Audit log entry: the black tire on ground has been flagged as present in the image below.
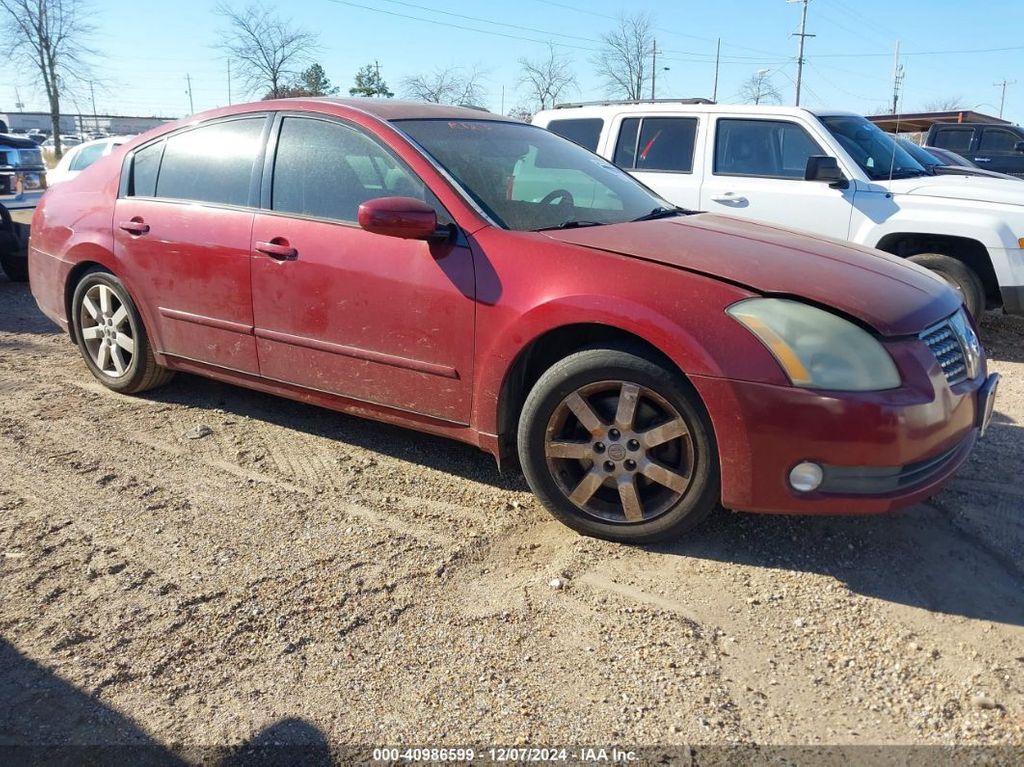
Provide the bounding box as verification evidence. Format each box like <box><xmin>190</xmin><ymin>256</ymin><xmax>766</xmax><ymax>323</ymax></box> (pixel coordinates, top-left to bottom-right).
<box><xmin>517</xmin><ymin>346</ymin><xmax>720</xmax><ymax>544</ymax></box>
<box><xmin>907</xmin><ymin>253</ymin><xmax>986</xmax><ymax>319</ymax></box>
<box><xmin>0</xmin><ymin>253</ymin><xmax>28</xmax><ymax>282</ymax></box>
<box><xmin>71</xmin><ymin>268</ymin><xmax>175</xmax><ymax>394</ymax></box>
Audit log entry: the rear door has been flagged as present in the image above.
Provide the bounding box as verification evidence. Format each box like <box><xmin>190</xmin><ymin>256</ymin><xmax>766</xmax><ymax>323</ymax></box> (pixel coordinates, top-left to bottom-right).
<box><xmin>699</xmin><ymin>116</ymin><xmax>854</xmax><ymax>238</ymax></box>
<box><xmin>973</xmin><ymin>126</ymin><xmax>1024</xmax><ymax>177</ymax></box>
<box><xmin>113</xmin><ymin>115</ymin><xmax>270</xmax><ymax>373</ymax></box>
<box><xmin>249</xmin><ymin>114</ymin><xmax>476</xmax><ymax>423</ymax></box>
<box><xmin>610</xmin><ymin>115</ymin><xmax>703</xmax><ymax>210</ymax></box>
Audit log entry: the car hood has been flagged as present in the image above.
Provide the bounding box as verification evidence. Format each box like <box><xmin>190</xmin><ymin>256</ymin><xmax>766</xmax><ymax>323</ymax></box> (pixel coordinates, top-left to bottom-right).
<box><xmin>543</xmin><ymin>213</ymin><xmax>960</xmax><ymax>337</ymax></box>
<box><xmin>888</xmin><ymin>174</ymin><xmax>1024</xmax><ymax>205</ymax></box>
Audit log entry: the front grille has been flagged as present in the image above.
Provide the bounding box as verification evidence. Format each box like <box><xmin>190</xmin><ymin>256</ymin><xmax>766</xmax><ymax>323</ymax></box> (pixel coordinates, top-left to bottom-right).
<box><xmin>921</xmin><ymin>320</ymin><xmax>967</xmax><ymax>385</ymax></box>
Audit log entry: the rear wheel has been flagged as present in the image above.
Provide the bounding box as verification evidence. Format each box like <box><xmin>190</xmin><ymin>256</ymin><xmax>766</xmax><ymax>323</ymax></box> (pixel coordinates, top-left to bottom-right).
<box><xmin>908</xmin><ymin>253</ymin><xmax>985</xmax><ymax>319</ymax></box>
<box><xmin>517</xmin><ymin>347</ymin><xmax>720</xmax><ymax>544</ymax></box>
<box><xmin>71</xmin><ymin>269</ymin><xmax>174</xmax><ymax>394</ymax></box>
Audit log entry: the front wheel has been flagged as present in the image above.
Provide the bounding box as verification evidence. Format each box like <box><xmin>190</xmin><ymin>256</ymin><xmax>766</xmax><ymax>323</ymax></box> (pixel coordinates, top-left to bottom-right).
<box><xmin>517</xmin><ymin>347</ymin><xmax>720</xmax><ymax>544</ymax></box>
<box><xmin>71</xmin><ymin>269</ymin><xmax>174</xmax><ymax>394</ymax></box>
<box><xmin>908</xmin><ymin>253</ymin><xmax>985</xmax><ymax>319</ymax></box>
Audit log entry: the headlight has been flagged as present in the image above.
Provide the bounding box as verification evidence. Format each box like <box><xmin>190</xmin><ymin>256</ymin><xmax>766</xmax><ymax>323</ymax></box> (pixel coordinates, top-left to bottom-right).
<box><xmin>727</xmin><ymin>298</ymin><xmax>901</xmax><ymax>391</ymax></box>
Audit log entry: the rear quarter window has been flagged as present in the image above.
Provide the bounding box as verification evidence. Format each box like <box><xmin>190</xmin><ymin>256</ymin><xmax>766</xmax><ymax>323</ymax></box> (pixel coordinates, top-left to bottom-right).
<box><xmin>129</xmin><ymin>141</ymin><xmax>163</xmax><ymax>197</ymax></box>
<box><xmin>546</xmin><ymin>118</ymin><xmax>604</xmax><ymax>152</ymax></box>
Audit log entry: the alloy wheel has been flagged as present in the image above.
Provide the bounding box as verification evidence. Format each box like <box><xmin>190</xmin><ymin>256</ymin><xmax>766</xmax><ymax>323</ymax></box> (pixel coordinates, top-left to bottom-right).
<box><xmin>79</xmin><ymin>283</ymin><xmax>135</xmax><ymax>378</ymax></box>
<box><xmin>543</xmin><ymin>381</ymin><xmax>695</xmax><ymax>524</ymax></box>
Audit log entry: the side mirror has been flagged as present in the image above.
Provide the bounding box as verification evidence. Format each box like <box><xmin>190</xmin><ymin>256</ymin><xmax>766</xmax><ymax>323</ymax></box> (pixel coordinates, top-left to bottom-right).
<box><xmin>358</xmin><ymin>197</ymin><xmax>441</xmax><ymax>240</ymax></box>
<box><xmin>1014</xmin><ymin>141</ymin><xmax>1024</xmax><ymax>154</ymax></box>
<box><xmin>805</xmin><ymin>155</ymin><xmax>847</xmax><ymax>188</ymax></box>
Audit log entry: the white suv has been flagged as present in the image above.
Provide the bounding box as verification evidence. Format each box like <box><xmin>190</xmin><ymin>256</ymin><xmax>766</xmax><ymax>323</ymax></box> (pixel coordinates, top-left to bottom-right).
<box><xmin>533</xmin><ymin>102</ymin><xmax>1024</xmax><ymax>318</ymax></box>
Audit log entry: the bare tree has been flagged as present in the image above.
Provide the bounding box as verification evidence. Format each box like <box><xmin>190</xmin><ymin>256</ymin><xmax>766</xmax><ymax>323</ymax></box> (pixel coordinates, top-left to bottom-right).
<box><xmin>739</xmin><ymin>72</ymin><xmax>782</xmax><ymax>106</ymax></box>
<box><xmin>593</xmin><ymin>13</ymin><xmax>654</xmax><ymax>101</ymax></box>
<box><xmin>923</xmin><ymin>96</ymin><xmax>964</xmax><ymax>112</ymax></box>
<box><xmin>518</xmin><ymin>44</ymin><xmax>577</xmax><ymax>110</ymax></box>
<box><xmin>0</xmin><ymin>0</ymin><xmax>94</xmax><ymax>159</ymax></box>
<box><xmin>216</xmin><ymin>2</ymin><xmax>317</xmax><ymax>100</ymax></box>
<box><xmin>402</xmin><ymin>66</ymin><xmax>485</xmax><ymax>106</ymax></box>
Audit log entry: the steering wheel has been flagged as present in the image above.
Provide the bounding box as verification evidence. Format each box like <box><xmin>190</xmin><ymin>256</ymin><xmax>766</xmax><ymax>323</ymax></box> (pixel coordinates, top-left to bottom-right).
<box><xmin>539</xmin><ymin>189</ymin><xmax>575</xmax><ymax>207</ymax></box>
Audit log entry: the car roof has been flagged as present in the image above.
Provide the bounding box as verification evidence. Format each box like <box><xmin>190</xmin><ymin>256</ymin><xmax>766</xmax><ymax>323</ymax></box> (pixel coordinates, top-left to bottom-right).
<box><xmin>285</xmin><ymin>97</ymin><xmax>518</xmax><ymax>123</ymax></box>
<box><xmin>534</xmin><ymin>102</ymin><xmax>863</xmax><ymax>120</ymax></box>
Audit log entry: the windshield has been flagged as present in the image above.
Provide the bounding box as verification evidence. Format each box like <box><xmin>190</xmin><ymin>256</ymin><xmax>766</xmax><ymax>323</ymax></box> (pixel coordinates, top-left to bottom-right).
<box><xmin>394</xmin><ymin>119</ymin><xmax>674</xmax><ymax>231</ymax></box>
<box><xmin>820</xmin><ymin>115</ymin><xmax>927</xmax><ymax>180</ymax></box>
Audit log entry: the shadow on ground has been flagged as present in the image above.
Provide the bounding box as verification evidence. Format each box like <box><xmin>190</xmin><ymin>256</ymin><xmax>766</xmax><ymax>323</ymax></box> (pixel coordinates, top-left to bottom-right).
<box><xmin>0</xmin><ymin>638</ymin><xmax>332</xmax><ymax>764</ymax></box>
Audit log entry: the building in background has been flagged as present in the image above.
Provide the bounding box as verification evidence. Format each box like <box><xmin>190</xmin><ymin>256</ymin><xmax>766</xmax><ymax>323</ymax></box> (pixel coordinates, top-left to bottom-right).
<box><xmin>0</xmin><ymin>111</ymin><xmax>175</xmax><ymax>136</ymax></box>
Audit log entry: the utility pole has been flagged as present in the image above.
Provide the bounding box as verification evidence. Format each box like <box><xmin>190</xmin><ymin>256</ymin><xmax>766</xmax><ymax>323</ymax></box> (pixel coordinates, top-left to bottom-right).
<box><xmin>89</xmin><ymin>81</ymin><xmax>98</xmax><ymax>132</ymax></box>
<box><xmin>788</xmin><ymin>0</ymin><xmax>814</xmax><ymax>106</ymax></box>
<box><xmin>185</xmin><ymin>74</ymin><xmax>194</xmax><ymax>115</ymax></box>
<box><xmin>651</xmin><ymin>38</ymin><xmax>658</xmax><ymax>100</ymax></box>
<box><xmin>892</xmin><ymin>41</ymin><xmax>904</xmax><ymax>114</ymax></box>
<box><xmin>994</xmin><ymin>79</ymin><xmax>1015</xmax><ymax>118</ymax></box>
<box><xmin>712</xmin><ymin>38</ymin><xmax>721</xmax><ymax>102</ymax></box>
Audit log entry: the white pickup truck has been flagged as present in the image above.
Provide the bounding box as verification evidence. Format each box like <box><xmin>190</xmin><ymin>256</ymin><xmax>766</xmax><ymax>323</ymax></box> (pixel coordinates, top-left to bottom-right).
<box><xmin>533</xmin><ymin>102</ymin><xmax>1024</xmax><ymax>318</ymax></box>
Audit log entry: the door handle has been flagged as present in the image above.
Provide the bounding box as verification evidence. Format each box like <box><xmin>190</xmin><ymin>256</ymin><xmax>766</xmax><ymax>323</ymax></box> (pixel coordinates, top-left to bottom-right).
<box><xmin>710</xmin><ymin>193</ymin><xmax>748</xmax><ymax>206</ymax></box>
<box><xmin>973</xmin><ymin>158</ymin><xmax>992</xmax><ymax>163</ymax></box>
<box><xmin>255</xmin><ymin>239</ymin><xmax>298</xmax><ymax>261</ymax></box>
<box><xmin>118</xmin><ymin>218</ymin><xmax>150</xmax><ymax>235</ymax></box>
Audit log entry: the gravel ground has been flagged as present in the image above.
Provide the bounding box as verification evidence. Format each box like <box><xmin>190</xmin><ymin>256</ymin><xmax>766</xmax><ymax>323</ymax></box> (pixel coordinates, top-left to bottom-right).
<box><xmin>1</xmin><ymin>273</ymin><xmax>1022</xmax><ymax>756</ymax></box>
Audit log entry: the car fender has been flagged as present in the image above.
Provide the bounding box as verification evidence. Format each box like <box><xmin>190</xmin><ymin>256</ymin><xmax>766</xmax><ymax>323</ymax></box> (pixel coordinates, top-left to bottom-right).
<box><xmin>471</xmin><ymin>287</ymin><xmax>777</xmax><ymax>437</ymax></box>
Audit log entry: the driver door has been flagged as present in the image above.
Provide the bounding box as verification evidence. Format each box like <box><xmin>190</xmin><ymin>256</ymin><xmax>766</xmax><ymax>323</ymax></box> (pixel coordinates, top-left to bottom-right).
<box><xmin>249</xmin><ymin>115</ymin><xmax>476</xmax><ymax>423</ymax></box>
<box><xmin>699</xmin><ymin>116</ymin><xmax>855</xmax><ymax>239</ymax></box>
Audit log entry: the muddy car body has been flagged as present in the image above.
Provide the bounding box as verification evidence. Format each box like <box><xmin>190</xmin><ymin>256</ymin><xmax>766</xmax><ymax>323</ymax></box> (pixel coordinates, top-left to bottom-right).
<box><xmin>28</xmin><ymin>99</ymin><xmax>998</xmax><ymax>542</ymax></box>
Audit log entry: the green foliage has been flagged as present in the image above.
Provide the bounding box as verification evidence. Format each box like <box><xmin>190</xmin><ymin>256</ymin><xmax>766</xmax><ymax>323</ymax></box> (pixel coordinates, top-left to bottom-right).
<box><xmin>349</xmin><ymin>63</ymin><xmax>394</xmax><ymax>99</ymax></box>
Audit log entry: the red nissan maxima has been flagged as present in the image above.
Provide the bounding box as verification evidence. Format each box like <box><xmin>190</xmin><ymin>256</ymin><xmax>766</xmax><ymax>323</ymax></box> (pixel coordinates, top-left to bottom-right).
<box><xmin>29</xmin><ymin>99</ymin><xmax>999</xmax><ymax>543</ymax></box>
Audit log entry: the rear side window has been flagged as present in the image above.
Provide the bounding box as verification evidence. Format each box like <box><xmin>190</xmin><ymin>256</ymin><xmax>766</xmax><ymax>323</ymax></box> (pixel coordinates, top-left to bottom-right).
<box><xmin>546</xmin><ymin>118</ymin><xmax>604</xmax><ymax>152</ymax></box>
<box><xmin>931</xmin><ymin>127</ymin><xmax>973</xmax><ymax>152</ymax></box>
<box><xmin>979</xmin><ymin>128</ymin><xmax>1021</xmax><ymax>151</ymax></box>
<box><xmin>271</xmin><ymin>117</ymin><xmax>430</xmax><ymax>223</ymax></box>
<box><xmin>155</xmin><ymin>118</ymin><xmax>265</xmax><ymax>206</ymax></box>
<box><xmin>715</xmin><ymin>119</ymin><xmax>822</xmax><ymax>179</ymax></box>
<box><xmin>614</xmin><ymin>117</ymin><xmax>698</xmax><ymax>173</ymax></box>
<box><xmin>69</xmin><ymin>142</ymin><xmax>106</xmax><ymax>172</ymax></box>
<box><xmin>129</xmin><ymin>141</ymin><xmax>163</xmax><ymax>197</ymax></box>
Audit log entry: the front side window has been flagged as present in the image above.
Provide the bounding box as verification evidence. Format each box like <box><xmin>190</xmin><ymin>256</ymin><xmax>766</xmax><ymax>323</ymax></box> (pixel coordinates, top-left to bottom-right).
<box><xmin>271</xmin><ymin>117</ymin><xmax>431</xmax><ymax>223</ymax></box>
<box><xmin>547</xmin><ymin>118</ymin><xmax>604</xmax><ymax>152</ymax></box>
<box><xmin>396</xmin><ymin>119</ymin><xmax>671</xmax><ymax>231</ymax></box>
<box><xmin>715</xmin><ymin>119</ymin><xmax>826</xmax><ymax>179</ymax></box>
<box><xmin>155</xmin><ymin>118</ymin><xmax>265</xmax><ymax>206</ymax></box>
<box><xmin>979</xmin><ymin>128</ymin><xmax>1021</xmax><ymax>151</ymax></box>
<box><xmin>615</xmin><ymin>117</ymin><xmax>698</xmax><ymax>173</ymax></box>
<box><xmin>931</xmin><ymin>127</ymin><xmax>974</xmax><ymax>152</ymax></box>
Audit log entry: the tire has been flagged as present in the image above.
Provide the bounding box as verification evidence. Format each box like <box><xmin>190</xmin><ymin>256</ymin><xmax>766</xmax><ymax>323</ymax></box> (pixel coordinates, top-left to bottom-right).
<box><xmin>908</xmin><ymin>253</ymin><xmax>985</xmax><ymax>319</ymax></box>
<box><xmin>517</xmin><ymin>346</ymin><xmax>720</xmax><ymax>544</ymax></box>
<box><xmin>71</xmin><ymin>268</ymin><xmax>174</xmax><ymax>394</ymax></box>
<box><xmin>1</xmin><ymin>252</ymin><xmax>28</xmax><ymax>282</ymax></box>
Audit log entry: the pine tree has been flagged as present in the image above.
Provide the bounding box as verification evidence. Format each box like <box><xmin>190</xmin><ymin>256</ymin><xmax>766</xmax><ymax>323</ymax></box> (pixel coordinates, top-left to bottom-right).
<box><xmin>349</xmin><ymin>63</ymin><xmax>394</xmax><ymax>98</ymax></box>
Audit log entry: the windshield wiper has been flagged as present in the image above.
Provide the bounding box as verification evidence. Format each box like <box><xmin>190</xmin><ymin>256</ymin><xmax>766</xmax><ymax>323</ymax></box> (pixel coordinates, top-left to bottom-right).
<box><xmin>630</xmin><ymin>206</ymin><xmax>688</xmax><ymax>222</ymax></box>
<box><xmin>534</xmin><ymin>220</ymin><xmax>606</xmax><ymax>231</ymax></box>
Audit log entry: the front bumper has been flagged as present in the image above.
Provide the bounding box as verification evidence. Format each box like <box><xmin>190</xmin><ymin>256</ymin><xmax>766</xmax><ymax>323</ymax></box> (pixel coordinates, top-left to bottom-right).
<box><xmin>691</xmin><ymin>337</ymin><xmax>992</xmax><ymax>515</ymax></box>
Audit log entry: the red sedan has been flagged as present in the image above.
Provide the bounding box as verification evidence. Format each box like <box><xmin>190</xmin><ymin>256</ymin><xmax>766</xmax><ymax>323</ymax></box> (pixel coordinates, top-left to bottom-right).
<box><xmin>29</xmin><ymin>99</ymin><xmax>999</xmax><ymax>542</ymax></box>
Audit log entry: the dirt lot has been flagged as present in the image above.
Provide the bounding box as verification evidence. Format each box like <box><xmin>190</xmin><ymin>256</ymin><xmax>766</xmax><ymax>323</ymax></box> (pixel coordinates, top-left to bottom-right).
<box><xmin>1</xmin><ymin>272</ymin><xmax>1022</xmax><ymax>755</ymax></box>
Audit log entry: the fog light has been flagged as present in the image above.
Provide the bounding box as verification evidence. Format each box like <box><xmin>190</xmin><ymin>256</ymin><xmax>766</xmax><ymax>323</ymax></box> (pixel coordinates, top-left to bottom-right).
<box><xmin>790</xmin><ymin>461</ymin><xmax>824</xmax><ymax>493</ymax></box>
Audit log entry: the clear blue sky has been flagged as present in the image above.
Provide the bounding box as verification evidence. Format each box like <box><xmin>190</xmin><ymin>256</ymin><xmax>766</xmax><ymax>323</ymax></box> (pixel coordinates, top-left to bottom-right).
<box><xmin>5</xmin><ymin>0</ymin><xmax>1023</xmax><ymax>123</ymax></box>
